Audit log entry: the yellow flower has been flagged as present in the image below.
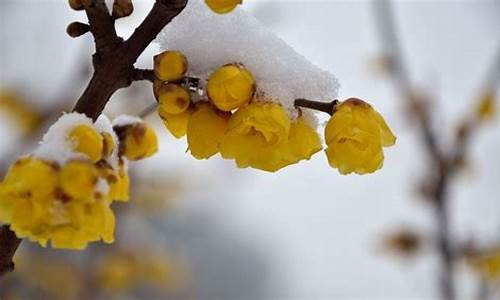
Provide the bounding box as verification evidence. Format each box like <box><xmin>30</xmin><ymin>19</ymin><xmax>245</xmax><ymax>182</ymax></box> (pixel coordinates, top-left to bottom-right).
<box><xmin>324</xmin><ymin>98</ymin><xmax>396</xmax><ymax>175</ymax></box>
<box><xmin>158</xmin><ymin>83</ymin><xmax>191</xmax><ymax>115</ymax></box>
<box><xmin>67</xmin><ymin>124</ymin><xmax>103</xmax><ymax>163</ymax></box>
<box><xmin>476</xmin><ymin>91</ymin><xmax>496</xmax><ymax>121</ymax></box>
<box><xmin>159</xmin><ymin>108</ymin><xmax>192</xmax><ymax>139</ymax></box>
<box><xmin>0</xmin><ymin>156</ymin><xmax>58</xmax><ymax>224</ymax></box>
<box><xmin>117</xmin><ymin>122</ymin><xmax>159</xmax><ymax>161</ymax></box>
<box><xmin>59</xmin><ymin>160</ymin><xmax>99</xmax><ymax>200</ymax></box>
<box><xmin>220</xmin><ymin>101</ymin><xmax>294</xmax><ymax>172</ymax></box>
<box><xmin>207</xmin><ymin>64</ymin><xmax>255</xmax><ymax>111</ymax></box>
<box><xmin>0</xmin><ymin>156</ymin><xmax>115</xmax><ymax>249</ymax></box>
<box><xmin>154</xmin><ymin>51</ymin><xmax>188</xmax><ymax>82</ymax></box>
<box><xmin>187</xmin><ymin>103</ymin><xmax>230</xmax><ymax>159</ymax></box>
<box><xmin>467</xmin><ymin>250</ymin><xmax>500</xmax><ymax>281</ymax></box>
<box><xmin>205</xmin><ymin>0</ymin><xmax>242</xmax><ymax>14</ymax></box>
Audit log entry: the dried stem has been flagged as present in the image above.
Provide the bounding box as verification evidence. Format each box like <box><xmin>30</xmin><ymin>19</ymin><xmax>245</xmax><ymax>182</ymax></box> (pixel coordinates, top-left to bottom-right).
<box><xmin>294</xmin><ymin>98</ymin><xmax>338</xmax><ymax>115</ymax></box>
<box><xmin>0</xmin><ymin>0</ymin><xmax>187</xmax><ymax>279</ymax></box>
<box><xmin>374</xmin><ymin>1</ymin><xmax>454</xmax><ymax>299</ymax></box>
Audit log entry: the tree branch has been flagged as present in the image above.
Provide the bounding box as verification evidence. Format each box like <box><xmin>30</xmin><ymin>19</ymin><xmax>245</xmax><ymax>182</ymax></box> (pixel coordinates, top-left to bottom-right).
<box><xmin>373</xmin><ymin>1</ymin><xmax>454</xmax><ymax>299</ymax></box>
<box><xmin>0</xmin><ymin>0</ymin><xmax>188</xmax><ymax>279</ymax></box>
<box><xmin>132</xmin><ymin>68</ymin><xmax>156</xmax><ymax>82</ymax></box>
<box><xmin>0</xmin><ymin>226</ymin><xmax>21</xmax><ymax>278</ymax></box>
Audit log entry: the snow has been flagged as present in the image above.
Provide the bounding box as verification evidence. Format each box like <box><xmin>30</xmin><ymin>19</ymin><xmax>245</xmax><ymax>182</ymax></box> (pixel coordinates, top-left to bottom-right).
<box><xmin>159</xmin><ymin>0</ymin><xmax>340</xmax><ymax>123</ymax></box>
<box><xmin>34</xmin><ymin>112</ymin><xmax>93</xmax><ymax>165</ymax></box>
<box><xmin>111</xmin><ymin>114</ymin><xmax>143</xmax><ymax>127</ymax></box>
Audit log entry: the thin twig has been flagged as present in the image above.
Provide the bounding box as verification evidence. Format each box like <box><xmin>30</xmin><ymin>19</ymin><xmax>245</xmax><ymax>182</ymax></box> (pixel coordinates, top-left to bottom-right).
<box><xmin>373</xmin><ymin>1</ymin><xmax>454</xmax><ymax>299</ymax></box>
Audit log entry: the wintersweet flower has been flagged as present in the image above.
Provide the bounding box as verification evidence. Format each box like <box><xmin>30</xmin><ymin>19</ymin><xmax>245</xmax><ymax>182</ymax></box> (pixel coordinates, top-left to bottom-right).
<box><xmin>68</xmin><ymin>124</ymin><xmax>104</xmax><ymax>163</ymax></box>
<box><xmin>206</xmin><ymin>64</ymin><xmax>255</xmax><ymax>111</ymax></box>
<box><xmin>220</xmin><ymin>101</ymin><xmax>293</xmax><ymax>172</ymax></box>
<box><xmin>116</xmin><ymin>122</ymin><xmax>159</xmax><ymax>161</ymax></box>
<box><xmin>0</xmin><ymin>156</ymin><xmax>115</xmax><ymax>249</ymax></box>
<box><xmin>153</xmin><ymin>51</ymin><xmax>188</xmax><ymax>82</ymax></box>
<box><xmin>187</xmin><ymin>103</ymin><xmax>230</xmax><ymax>159</ymax></box>
<box><xmin>324</xmin><ymin>98</ymin><xmax>396</xmax><ymax>175</ymax></box>
<box><xmin>205</xmin><ymin>0</ymin><xmax>242</xmax><ymax>14</ymax></box>
<box><xmin>159</xmin><ymin>108</ymin><xmax>192</xmax><ymax>139</ymax></box>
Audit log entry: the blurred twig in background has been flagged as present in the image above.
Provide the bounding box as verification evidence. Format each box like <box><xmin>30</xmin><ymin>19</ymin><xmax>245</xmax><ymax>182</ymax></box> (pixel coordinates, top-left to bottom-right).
<box><xmin>374</xmin><ymin>1</ymin><xmax>500</xmax><ymax>299</ymax></box>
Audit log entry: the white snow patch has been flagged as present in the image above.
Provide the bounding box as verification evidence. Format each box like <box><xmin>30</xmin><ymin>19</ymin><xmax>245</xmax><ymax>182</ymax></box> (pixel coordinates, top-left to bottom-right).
<box><xmin>112</xmin><ymin>115</ymin><xmax>143</xmax><ymax>128</ymax></box>
<box><xmin>34</xmin><ymin>112</ymin><xmax>93</xmax><ymax>165</ymax></box>
<box><xmin>159</xmin><ymin>0</ymin><xmax>339</xmax><ymax>123</ymax></box>
<box><xmin>96</xmin><ymin>177</ymin><xmax>110</xmax><ymax>196</ymax></box>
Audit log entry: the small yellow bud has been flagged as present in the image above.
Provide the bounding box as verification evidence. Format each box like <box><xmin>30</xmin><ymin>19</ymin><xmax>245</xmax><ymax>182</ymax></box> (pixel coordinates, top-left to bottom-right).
<box><xmin>207</xmin><ymin>64</ymin><xmax>255</xmax><ymax>111</ymax></box>
<box><xmin>101</xmin><ymin>132</ymin><xmax>115</xmax><ymax>158</ymax></box>
<box><xmin>476</xmin><ymin>91</ymin><xmax>496</xmax><ymax>121</ymax></box>
<box><xmin>68</xmin><ymin>124</ymin><xmax>103</xmax><ymax>163</ymax></box>
<box><xmin>158</xmin><ymin>84</ymin><xmax>191</xmax><ymax>115</ymax></box>
<box><xmin>187</xmin><ymin>103</ymin><xmax>230</xmax><ymax>159</ymax></box>
<box><xmin>60</xmin><ymin>160</ymin><xmax>99</xmax><ymax>200</ymax></box>
<box><xmin>154</xmin><ymin>51</ymin><xmax>188</xmax><ymax>82</ymax></box>
<box><xmin>324</xmin><ymin>98</ymin><xmax>396</xmax><ymax>175</ymax></box>
<box><xmin>159</xmin><ymin>108</ymin><xmax>192</xmax><ymax>139</ymax></box>
<box><xmin>118</xmin><ymin>123</ymin><xmax>159</xmax><ymax>161</ymax></box>
<box><xmin>205</xmin><ymin>0</ymin><xmax>242</xmax><ymax>14</ymax></box>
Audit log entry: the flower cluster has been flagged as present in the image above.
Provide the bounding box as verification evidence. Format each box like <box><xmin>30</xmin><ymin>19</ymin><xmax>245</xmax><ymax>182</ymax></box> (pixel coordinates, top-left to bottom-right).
<box><xmin>154</xmin><ymin>50</ymin><xmax>322</xmax><ymax>172</ymax></box>
<box><xmin>153</xmin><ymin>50</ymin><xmax>396</xmax><ymax>174</ymax></box>
<box><xmin>0</xmin><ymin>114</ymin><xmax>158</xmax><ymax>249</ymax></box>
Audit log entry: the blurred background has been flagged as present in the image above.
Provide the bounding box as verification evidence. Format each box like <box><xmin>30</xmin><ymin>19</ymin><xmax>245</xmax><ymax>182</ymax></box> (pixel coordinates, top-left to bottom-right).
<box><xmin>1</xmin><ymin>0</ymin><xmax>499</xmax><ymax>299</ymax></box>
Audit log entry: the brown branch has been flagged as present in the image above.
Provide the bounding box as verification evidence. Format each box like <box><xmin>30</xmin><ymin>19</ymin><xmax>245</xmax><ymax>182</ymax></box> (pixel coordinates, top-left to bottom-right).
<box><xmin>294</xmin><ymin>99</ymin><xmax>338</xmax><ymax>115</ymax></box>
<box><xmin>132</xmin><ymin>68</ymin><xmax>156</xmax><ymax>82</ymax></box>
<box><xmin>0</xmin><ymin>0</ymin><xmax>188</xmax><ymax>279</ymax></box>
<box><xmin>0</xmin><ymin>226</ymin><xmax>21</xmax><ymax>278</ymax></box>
<box><xmin>374</xmin><ymin>1</ymin><xmax>454</xmax><ymax>299</ymax></box>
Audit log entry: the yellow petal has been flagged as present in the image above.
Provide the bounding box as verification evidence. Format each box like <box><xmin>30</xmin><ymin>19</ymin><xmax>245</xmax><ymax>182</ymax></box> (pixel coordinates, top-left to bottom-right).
<box><xmin>159</xmin><ymin>108</ymin><xmax>192</xmax><ymax>139</ymax></box>
<box><xmin>207</xmin><ymin>64</ymin><xmax>255</xmax><ymax>111</ymax></box>
<box><xmin>187</xmin><ymin>103</ymin><xmax>230</xmax><ymax>159</ymax></box>
<box><xmin>68</xmin><ymin>124</ymin><xmax>103</xmax><ymax>163</ymax></box>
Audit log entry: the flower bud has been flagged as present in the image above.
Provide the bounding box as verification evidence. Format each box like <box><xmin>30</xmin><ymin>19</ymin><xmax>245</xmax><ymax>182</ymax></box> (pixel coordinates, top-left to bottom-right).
<box><xmin>187</xmin><ymin>103</ymin><xmax>230</xmax><ymax>159</ymax></box>
<box><xmin>116</xmin><ymin>122</ymin><xmax>158</xmax><ymax>161</ymax></box>
<box><xmin>68</xmin><ymin>0</ymin><xmax>84</xmax><ymax>10</ymax></box>
<box><xmin>154</xmin><ymin>51</ymin><xmax>188</xmax><ymax>82</ymax></box>
<box><xmin>66</xmin><ymin>22</ymin><xmax>90</xmax><ymax>38</ymax></box>
<box><xmin>324</xmin><ymin>98</ymin><xmax>396</xmax><ymax>175</ymax></box>
<box><xmin>158</xmin><ymin>83</ymin><xmax>191</xmax><ymax>115</ymax></box>
<box><xmin>205</xmin><ymin>0</ymin><xmax>242</xmax><ymax>14</ymax></box>
<box><xmin>68</xmin><ymin>124</ymin><xmax>104</xmax><ymax>163</ymax></box>
<box><xmin>475</xmin><ymin>91</ymin><xmax>496</xmax><ymax>122</ymax></box>
<box><xmin>60</xmin><ymin>160</ymin><xmax>99</xmax><ymax>200</ymax></box>
<box><xmin>207</xmin><ymin>64</ymin><xmax>255</xmax><ymax>111</ymax></box>
<box><xmin>112</xmin><ymin>0</ymin><xmax>134</xmax><ymax>19</ymax></box>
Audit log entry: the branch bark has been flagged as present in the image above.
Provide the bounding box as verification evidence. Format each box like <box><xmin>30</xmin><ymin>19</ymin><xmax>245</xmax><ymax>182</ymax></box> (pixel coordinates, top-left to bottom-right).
<box><xmin>0</xmin><ymin>0</ymin><xmax>187</xmax><ymax>279</ymax></box>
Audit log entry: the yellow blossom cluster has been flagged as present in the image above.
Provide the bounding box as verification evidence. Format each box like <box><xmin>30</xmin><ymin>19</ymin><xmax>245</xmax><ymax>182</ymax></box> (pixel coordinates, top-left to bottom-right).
<box><xmin>153</xmin><ymin>50</ymin><xmax>396</xmax><ymax>174</ymax></box>
<box><xmin>153</xmin><ymin>50</ymin><xmax>322</xmax><ymax>172</ymax></box>
<box><xmin>0</xmin><ymin>89</ymin><xmax>42</xmax><ymax>133</ymax></box>
<box><xmin>467</xmin><ymin>249</ymin><xmax>500</xmax><ymax>282</ymax></box>
<box><xmin>0</xmin><ymin>115</ymin><xmax>158</xmax><ymax>249</ymax></box>
<box><xmin>205</xmin><ymin>0</ymin><xmax>242</xmax><ymax>14</ymax></box>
